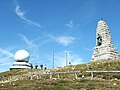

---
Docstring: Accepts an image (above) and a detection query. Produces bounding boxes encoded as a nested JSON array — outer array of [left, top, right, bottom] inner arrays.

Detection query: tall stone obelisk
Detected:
[[91, 19, 120, 61]]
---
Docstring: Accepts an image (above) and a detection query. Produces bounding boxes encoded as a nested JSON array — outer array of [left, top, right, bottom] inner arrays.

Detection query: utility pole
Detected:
[[65, 52, 68, 66], [53, 50, 54, 69]]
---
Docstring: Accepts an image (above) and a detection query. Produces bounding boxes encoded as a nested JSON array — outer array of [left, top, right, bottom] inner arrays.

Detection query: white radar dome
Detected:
[[14, 49, 30, 62]]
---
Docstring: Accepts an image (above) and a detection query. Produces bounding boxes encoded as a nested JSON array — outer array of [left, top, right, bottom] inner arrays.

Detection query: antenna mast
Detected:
[[53, 49, 54, 69], [65, 52, 68, 66]]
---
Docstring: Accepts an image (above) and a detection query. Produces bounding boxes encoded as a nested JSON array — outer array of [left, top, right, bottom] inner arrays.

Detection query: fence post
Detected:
[[50, 74, 52, 79], [58, 74, 60, 79], [30, 75, 33, 80], [75, 73, 78, 79], [91, 71, 93, 79], [37, 75, 39, 79]]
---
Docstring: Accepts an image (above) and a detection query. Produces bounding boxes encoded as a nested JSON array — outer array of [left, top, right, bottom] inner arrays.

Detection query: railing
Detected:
[[86, 70, 120, 79], [0, 71, 81, 83], [1, 70, 120, 83], [30, 71, 81, 80], [86, 71, 120, 73]]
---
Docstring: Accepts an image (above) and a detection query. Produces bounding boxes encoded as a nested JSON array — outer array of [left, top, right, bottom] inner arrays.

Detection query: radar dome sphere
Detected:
[[14, 49, 30, 62]]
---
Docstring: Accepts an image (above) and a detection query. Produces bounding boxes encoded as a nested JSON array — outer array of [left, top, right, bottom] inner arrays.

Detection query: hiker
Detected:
[[40, 64, 43, 69], [30, 63, 33, 69], [44, 64, 47, 70], [69, 62, 71, 65], [35, 63, 38, 69]]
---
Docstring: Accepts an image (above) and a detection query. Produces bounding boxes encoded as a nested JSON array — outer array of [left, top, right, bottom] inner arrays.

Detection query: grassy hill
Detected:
[[0, 60, 120, 90]]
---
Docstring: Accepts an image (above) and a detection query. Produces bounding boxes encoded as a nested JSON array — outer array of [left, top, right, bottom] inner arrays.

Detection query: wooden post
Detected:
[[50, 74, 52, 79], [37, 75, 38, 79], [91, 72, 93, 79], [30, 76, 33, 80], [57, 74, 60, 79], [75, 73, 78, 79]]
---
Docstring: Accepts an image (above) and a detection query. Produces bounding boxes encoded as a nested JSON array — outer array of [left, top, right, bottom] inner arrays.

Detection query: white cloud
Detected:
[[18, 34, 37, 49], [0, 48, 14, 72], [83, 47, 93, 51], [66, 20, 74, 29], [56, 36, 75, 46], [18, 34, 41, 62], [0, 62, 13, 66], [49, 34, 76, 46], [15, 0, 41, 28], [0, 48, 14, 57]]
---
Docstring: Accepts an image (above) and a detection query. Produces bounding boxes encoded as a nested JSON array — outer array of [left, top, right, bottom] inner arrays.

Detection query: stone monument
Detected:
[[91, 19, 120, 61]]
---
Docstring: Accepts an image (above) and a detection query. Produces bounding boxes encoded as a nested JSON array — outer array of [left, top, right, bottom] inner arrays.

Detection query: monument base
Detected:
[[91, 45, 120, 61]]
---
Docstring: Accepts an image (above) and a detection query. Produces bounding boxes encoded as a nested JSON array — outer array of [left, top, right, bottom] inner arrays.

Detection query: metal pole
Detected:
[[66, 52, 67, 66], [53, 50, 54, 69]]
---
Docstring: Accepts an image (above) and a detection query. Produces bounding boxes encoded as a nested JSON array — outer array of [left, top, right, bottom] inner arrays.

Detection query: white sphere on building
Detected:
[[14, 49, 30, 62]]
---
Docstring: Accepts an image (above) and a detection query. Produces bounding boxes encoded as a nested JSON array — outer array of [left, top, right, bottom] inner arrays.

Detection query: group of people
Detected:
[[34, 64, 47, 70]]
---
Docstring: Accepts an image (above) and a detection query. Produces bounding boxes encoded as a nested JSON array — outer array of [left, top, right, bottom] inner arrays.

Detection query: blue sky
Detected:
[[0, 0, 120, 72]]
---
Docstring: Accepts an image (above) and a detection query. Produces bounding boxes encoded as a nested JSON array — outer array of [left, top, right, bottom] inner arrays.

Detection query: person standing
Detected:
[[44, 64, 47, 70], [29, 63, 33, 72], [40, 64, 43, 69], [30, 63, 33, 69], [35, 63, 38, 69]]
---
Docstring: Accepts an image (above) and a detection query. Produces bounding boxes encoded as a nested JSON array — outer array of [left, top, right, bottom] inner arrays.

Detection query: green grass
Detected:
[[0, 79, 120, 90], [1, 60, 120, 89]]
